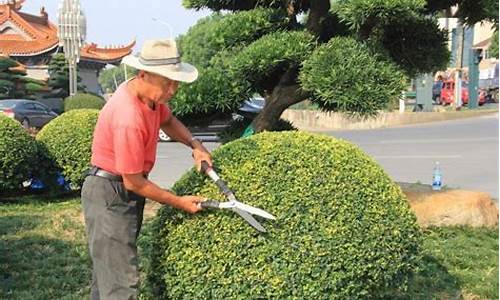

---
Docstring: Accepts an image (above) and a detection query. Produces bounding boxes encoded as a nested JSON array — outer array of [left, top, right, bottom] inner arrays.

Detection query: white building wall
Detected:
[[26, 66, 49, 81]]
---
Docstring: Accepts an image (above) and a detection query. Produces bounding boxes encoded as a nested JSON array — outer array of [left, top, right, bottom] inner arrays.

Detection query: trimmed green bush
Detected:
[[380, 16, 450, 77], [230, 30, 316, 90], [0, 115, 38, 193], [171, 9, 288, 117], [36, 109, 99, 188], [64, 93, 105, 112], [145, 131, 422, 299], [300, 37, 407, 116]]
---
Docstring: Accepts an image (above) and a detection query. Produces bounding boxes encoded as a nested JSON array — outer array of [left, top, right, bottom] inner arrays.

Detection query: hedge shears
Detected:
[[199, 161, 276, 232]]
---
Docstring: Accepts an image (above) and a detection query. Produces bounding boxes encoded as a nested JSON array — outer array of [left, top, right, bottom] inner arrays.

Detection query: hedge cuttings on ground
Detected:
[[64, 93, 105, 112], [144, 131, 422, 299], [36, 109, 99, 189], [0, 115, 37, 192]]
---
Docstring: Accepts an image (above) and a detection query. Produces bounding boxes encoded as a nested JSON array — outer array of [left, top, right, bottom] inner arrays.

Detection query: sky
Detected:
[[22, 0, 211, 53]]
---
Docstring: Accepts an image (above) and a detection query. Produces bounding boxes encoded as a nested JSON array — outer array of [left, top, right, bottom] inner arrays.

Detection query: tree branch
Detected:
[[306, 0, 331, 36]]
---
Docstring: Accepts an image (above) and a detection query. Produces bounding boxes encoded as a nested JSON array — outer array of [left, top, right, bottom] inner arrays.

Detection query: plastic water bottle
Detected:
[[432, 161, 442, 191]]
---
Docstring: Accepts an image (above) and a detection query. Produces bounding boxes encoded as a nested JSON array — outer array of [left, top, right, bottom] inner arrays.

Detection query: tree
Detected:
[[98, 64, 137, 93], [425, 0, 498, 27], [172, 0, 495, 132], [47, 53, 84, 98], [489, 30, 499, 58], [0, 56, 46, 100]]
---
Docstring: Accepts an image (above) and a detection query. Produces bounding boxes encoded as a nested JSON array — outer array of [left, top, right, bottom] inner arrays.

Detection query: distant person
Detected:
[[433, 75, 444, 103]]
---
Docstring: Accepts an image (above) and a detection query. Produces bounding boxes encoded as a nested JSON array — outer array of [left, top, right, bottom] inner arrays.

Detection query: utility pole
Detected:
[[454, 21, 464, 109], [57, 0, 86, 96]]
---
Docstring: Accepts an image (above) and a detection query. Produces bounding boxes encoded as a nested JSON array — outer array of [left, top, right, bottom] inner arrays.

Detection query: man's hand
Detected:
[[191, 139, 212, 172], [178, 195, 204, 214]]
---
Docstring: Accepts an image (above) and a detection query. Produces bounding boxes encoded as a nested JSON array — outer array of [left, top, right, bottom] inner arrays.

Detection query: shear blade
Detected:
[[235, 202, 276, 220], [233, 208, 267, 232]]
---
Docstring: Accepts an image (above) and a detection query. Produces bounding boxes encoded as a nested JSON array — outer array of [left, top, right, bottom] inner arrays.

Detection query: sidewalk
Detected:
[[281, 106, 499, 131]]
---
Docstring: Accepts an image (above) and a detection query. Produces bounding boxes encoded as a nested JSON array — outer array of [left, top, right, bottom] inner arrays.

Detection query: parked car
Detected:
[[0, 99, 58, 128], [238, 97, 265, 115], [439, 80, 486, 106]]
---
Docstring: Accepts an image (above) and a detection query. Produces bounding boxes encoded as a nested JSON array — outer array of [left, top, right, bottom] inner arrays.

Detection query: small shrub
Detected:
[[64, 93, 105, 112], [36, 109, 99, 188], [145, 131, 422, 299], [0, 115, 37, 193]]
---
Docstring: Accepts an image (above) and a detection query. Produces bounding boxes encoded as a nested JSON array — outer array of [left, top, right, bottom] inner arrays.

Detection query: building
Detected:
[[0, 0, 134, 95]]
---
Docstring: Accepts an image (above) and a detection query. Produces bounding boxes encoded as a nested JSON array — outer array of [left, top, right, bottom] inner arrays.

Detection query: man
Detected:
[[81, 39, 212, 299]]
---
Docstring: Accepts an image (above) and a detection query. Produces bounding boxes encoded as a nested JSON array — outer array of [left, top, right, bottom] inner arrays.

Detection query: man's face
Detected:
[[139, 71, 179, 103]]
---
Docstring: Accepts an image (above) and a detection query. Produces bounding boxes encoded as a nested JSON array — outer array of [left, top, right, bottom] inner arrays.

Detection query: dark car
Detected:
[[0, 99, 58, 128], [158, 97, 266, 142]]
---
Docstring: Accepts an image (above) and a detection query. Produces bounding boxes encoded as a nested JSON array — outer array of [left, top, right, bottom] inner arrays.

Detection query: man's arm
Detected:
[[122, 173, 201, 213], [161, 116, 212, 170]]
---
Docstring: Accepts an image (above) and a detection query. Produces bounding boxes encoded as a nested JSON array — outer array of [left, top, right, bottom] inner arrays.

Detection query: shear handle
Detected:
[[201, 161, 211, 174], [200, 200, 220, 209], [201, 161, 233, 198]]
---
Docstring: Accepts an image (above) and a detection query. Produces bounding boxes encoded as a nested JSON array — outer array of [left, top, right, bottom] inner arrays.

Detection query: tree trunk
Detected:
[[306, 0, 330, 36], [251, 67, 306, 132]]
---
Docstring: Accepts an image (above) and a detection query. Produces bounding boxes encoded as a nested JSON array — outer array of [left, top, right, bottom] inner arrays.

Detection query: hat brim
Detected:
[[122, 55, 198, 83]]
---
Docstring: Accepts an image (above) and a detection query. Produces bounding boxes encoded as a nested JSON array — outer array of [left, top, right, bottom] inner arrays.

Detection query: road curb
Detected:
[[282, 109, 498, 131]]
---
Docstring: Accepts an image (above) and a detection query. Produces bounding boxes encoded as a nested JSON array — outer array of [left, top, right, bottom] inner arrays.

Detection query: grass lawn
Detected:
[[0, 196, 498, 299]]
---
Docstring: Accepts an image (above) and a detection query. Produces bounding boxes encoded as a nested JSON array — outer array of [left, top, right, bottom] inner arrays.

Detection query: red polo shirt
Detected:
[[91, 81, 171, 175]]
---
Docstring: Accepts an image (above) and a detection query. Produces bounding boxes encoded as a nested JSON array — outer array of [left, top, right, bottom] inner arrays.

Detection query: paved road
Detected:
[[150, 113, 499, 199], [322, 113, 499, 199]]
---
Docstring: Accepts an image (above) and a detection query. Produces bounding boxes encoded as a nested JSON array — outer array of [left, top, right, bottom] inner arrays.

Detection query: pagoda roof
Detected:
[[80, 41, 136, 63], [0, 0, 133, 61]]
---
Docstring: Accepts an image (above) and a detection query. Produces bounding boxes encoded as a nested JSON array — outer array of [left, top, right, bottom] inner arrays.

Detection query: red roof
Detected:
[[80, 41, 136, 63], [0, 0, 133, 61]]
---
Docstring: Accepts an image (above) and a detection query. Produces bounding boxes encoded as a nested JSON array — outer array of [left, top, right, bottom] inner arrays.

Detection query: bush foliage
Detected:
[[300, 37, 406, 116], [36, 109, 99, 188], [64, 93, 105, 112], [145, 131, 422, 299], [230, 30, 316, 93], [0, 57, 46, 100], [0, 116, 38, 192], [47, 53, 84, 98], [170, 8, 288, 117]]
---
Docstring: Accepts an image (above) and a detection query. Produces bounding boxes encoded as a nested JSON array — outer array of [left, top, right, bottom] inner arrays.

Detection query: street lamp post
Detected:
[[57, 0, 86, 96]]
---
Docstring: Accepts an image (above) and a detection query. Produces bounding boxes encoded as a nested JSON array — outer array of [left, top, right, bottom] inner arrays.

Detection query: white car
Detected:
[[158, 129, 171, 142]]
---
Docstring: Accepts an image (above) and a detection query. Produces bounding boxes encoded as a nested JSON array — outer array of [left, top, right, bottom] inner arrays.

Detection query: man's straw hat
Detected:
[[122, 39, 198, 83]]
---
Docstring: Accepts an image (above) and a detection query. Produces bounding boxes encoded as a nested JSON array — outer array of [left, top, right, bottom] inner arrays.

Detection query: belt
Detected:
[[86, 166, 149, 182], [87, 166, 123, 182]]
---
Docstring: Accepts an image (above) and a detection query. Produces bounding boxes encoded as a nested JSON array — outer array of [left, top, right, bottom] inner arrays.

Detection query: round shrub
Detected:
[[0, 115, 37, 192], [300, 37, 407, 116], [145, 131, 422, 299], [36, 109, 99, 188], [64, 93, 105, 112]]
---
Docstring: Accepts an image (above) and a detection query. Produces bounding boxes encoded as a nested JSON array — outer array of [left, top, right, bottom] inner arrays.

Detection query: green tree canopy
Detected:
[[47, 53, 84, 98], [173, 0, 494, 132], [425, 0, 498, 26], [489, 30, 499, 58], [98, 64, 138, 93], [0, 57, 46, 100]]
